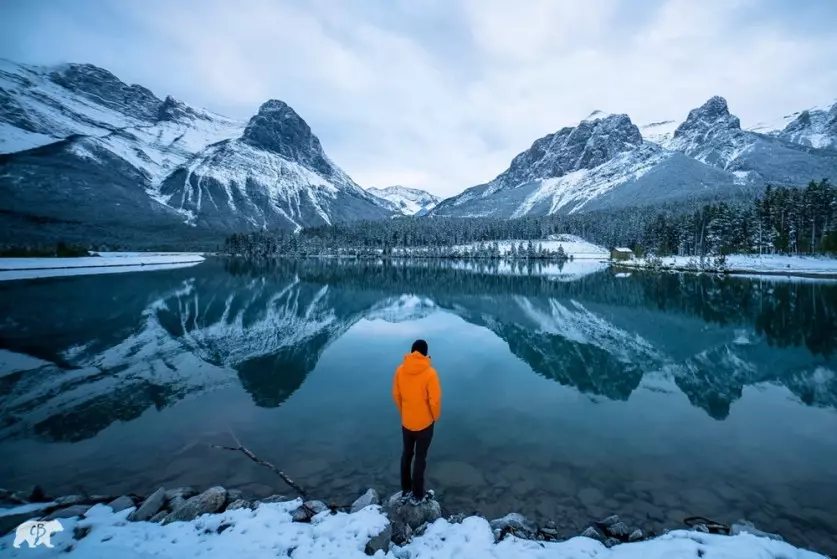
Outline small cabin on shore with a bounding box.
[611,247,634,261]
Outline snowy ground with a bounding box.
[619,254,837,278]
[0,253,205,282]
[396,235,608,260]
[0,500,825,559]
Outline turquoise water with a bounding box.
[1,258,836,554]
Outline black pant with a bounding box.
[401,423,434,498]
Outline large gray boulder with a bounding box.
[351,489,380,513]
[364,520,392,555]
[44,505,90,520]
[164,487,197,511]
[489,512,538,540]
[163,486,227,523]
[384,492,441,530]
[106,495,135,513]
[128,488,166,522]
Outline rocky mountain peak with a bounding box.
[674,95,741,139]
[499,113,642,189]
[48,63,163,122]
[157,95,202,122]
[241,99,333,177]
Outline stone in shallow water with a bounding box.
[149,510,168,523]
[128,488,166,522]
[628,528,643,542]
[432,461,485,487]
[577,488,604,507]
[351,489,380,513]
[164,486,227,523]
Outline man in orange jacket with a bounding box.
[392,339,441,505]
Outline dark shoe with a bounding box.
[408,490,434,506]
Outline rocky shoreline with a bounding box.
[1,484,788,555]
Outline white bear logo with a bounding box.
[13,519,64,548]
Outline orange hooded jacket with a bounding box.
[392,351,441,431]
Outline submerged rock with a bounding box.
[149,510,168,523]
[164,486,227,523]
[628,528,644,542]
[385,492,441,530]
[605,521,631,538]
[540,520,559,538]
[225,489,244,505]
[128,488,166,522]
[351,489,380,513]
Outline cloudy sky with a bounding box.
[1,0,836,197]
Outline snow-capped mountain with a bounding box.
[666,96,837,186]
[432,110,742,218]
[749,99,837,150]
[433,97,837,219]
[366,185,441,216]
[0,59,390,247]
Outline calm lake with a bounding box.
[1,258,836,555]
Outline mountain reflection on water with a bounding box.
[2,257,837,555]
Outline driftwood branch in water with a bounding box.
[209,430,308,500]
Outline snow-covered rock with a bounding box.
[367,185,441,216]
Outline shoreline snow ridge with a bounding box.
[0,486,826,558]
[0,252,205,282]
[615,254,837,279]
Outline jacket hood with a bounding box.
[401,351,431,375]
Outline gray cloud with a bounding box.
[1,0,836,197]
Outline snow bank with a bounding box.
[0,253,205,281]
[449,235,608,259]
[620,254,837,279]
[0,501,825,559]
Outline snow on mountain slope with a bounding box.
[367,185,441,215]
[0,59,141,152]
[773,101,837,150]
[639,119,678,147]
